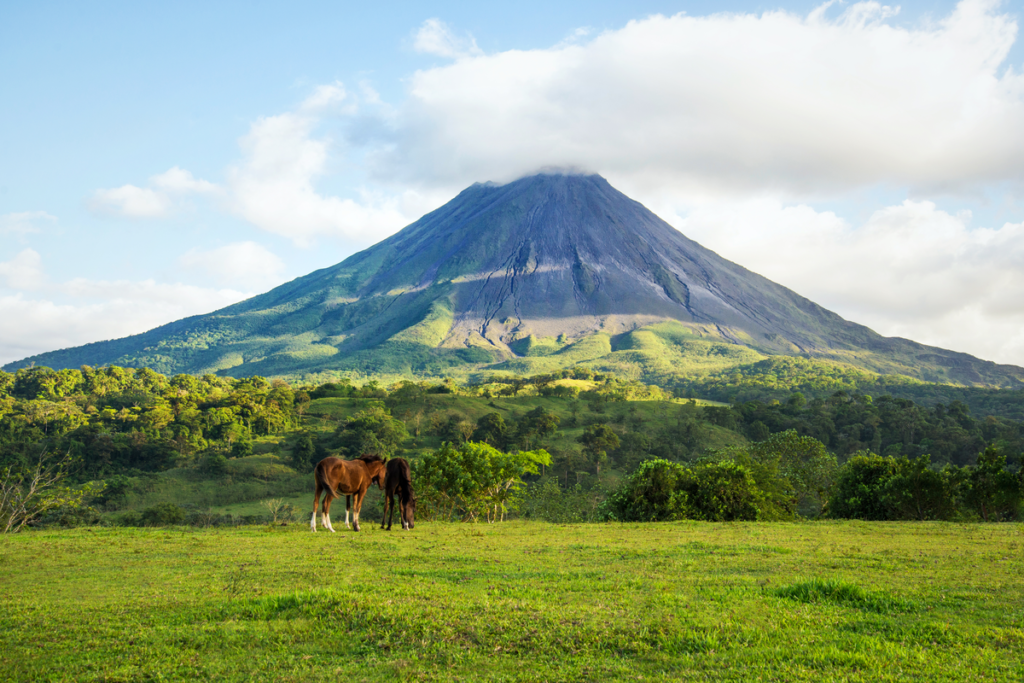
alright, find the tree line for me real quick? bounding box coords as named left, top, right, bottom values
left=1, top=365, right=1022, bottom=529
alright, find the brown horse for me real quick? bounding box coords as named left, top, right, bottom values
left=381, top=457, right=416, bottom=531
left=311, top=454, right=387, bottom=532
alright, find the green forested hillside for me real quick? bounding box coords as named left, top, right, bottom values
left=2, top=364, right=1022, bottom=529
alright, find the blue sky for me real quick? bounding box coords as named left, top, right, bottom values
left=3, top=0, right=1024, bottom=367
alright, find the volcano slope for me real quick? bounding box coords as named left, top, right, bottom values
left=7, top=173, right=1024, bottom=388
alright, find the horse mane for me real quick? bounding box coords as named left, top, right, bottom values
left=355, top=453, right=384, bottom=464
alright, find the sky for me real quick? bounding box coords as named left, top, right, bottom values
left=3, top=0, right=1024, bottom=368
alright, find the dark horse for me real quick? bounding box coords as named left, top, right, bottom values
left=380, top=457, right=416, bottom=531
left=311, top=454, right=387, bottom=532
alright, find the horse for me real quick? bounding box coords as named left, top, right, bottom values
left=380, top=457, right=416, bottom=531
left=311, top=454, right=387, bottom=532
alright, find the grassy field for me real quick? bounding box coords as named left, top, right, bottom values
left=1, top=522, right=1022, bottom=682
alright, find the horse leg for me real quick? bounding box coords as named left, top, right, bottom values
left=323, top=495, right=337, bottom=533
left=381, top=492, right=391, bottom=530
left=352, top=490, right=364, bottom=532
left=311, top=482, right=321, bottom=532
left=345, top=495, right=351, bottom=529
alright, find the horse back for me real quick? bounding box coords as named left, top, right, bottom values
left=316, top=456, right=380, bottom=496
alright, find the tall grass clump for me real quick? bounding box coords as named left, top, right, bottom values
left=773, top=578, right=916, bottom=614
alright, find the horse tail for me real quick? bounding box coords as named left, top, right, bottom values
left=314, top=460, right=339, bottom=499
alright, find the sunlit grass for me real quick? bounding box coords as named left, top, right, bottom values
left=1, top=521, right=1022, bottom=681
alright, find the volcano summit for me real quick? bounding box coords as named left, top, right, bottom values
left=7, top=173, right=1023, bottom=387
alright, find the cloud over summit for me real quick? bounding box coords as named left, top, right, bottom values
left=370, top=0, right=1024, bottom=197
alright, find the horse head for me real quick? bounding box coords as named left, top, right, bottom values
left=368, top=455, right=387, bottom=490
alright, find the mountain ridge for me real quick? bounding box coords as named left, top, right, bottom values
left=7, top=172, right=1024, bottom=388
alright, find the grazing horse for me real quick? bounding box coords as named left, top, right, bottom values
left=381, top=457, right=416, bottom=531
left=311, top=454, right=386, bottom=532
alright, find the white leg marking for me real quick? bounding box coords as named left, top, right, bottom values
left=345, top=508, right=350, bottom=528
left=310, top=512, right=317, bottom=532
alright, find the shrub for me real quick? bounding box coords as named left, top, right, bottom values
left=825, top=451, right=1015, bottom=521
left=827, top=452, right=901, bottom=520
left=966, top=445, right=1022, bottom=521
left=416, top=442, right=550, bottom=522
left=140, top=502, right=186, bottom=526
left=605, top=457, right=777, bottom=522
left=604, top=459, right=692, bottom=522
left=685, top=460, right=763, bottom=522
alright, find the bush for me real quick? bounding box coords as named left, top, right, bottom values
left=416, top=442, right=550, bottom=522
left=202, top=453, right=228, bottom=476
left=604, top=459, right=692, bottom=522
left=966, top=446, right=1022, bottom=521
left=825, top=450, right=1019, bottom=521
left=114, top=510, right=142, bottom=526
left=605, top=457, right=778, bottom=522
left=140, top=502, right=186, bottom=526
left=686, top=460, right=764, bottom=522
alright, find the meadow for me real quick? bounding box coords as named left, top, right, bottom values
left=1, top=521, right=1022, bottom=682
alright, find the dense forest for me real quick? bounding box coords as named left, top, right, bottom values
left=1, top=365, right=1021, bottom=529
left=671, top=356, right=1024, bottom=420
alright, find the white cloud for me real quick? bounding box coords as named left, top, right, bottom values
left=151, top=166, right=220, bottom=194
left=299, top=81, right=351, bottom=113
left=674, top=197, right=1024, bottom=365
left=224, top=86, right=428, bottom=246
left=0, top=250, right=250, bottom=366
left=413, top=18, right=483, bottom=59
left=0, top=211, right=56, bottom=237
left=365, top=0, right=1024, bottom=197
left=178, top=241, right=286, bottom=289
left=90, top=167, right=220, bottom=218
left=89, top=184, right=171, bottom=218
left=0, top=249, right=46, bottom=290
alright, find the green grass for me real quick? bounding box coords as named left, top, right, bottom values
left=1, top=521, right=1022, bottom=681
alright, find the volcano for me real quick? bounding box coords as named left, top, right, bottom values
left=7, top=173, right=1024, bottom=387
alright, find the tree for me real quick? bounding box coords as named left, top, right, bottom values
left=880, top=455, right=952, bottom=521
left=291, top=433, right=317, bottom=470
left=966, top=445, right=1021, bottom=521
left=684, top=460, right=764, bottom=521
left=334, top=405, right=409, bottom=458
left=577, top=423, right=619, bottom=476
left=514, top=406, right=560, bottom=450
left=604, top=457, right=771, bottom=522
left=0, top=451, right=99, bottom=533
left=604, top=458, right=692, bottom=522
left=417, top=442, right=550, bottom=522
left=748, top=430, right=837, bottom=517
left=827, top=452, right=899, bottom=520
left=472, top=412, right=509, bottom=448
